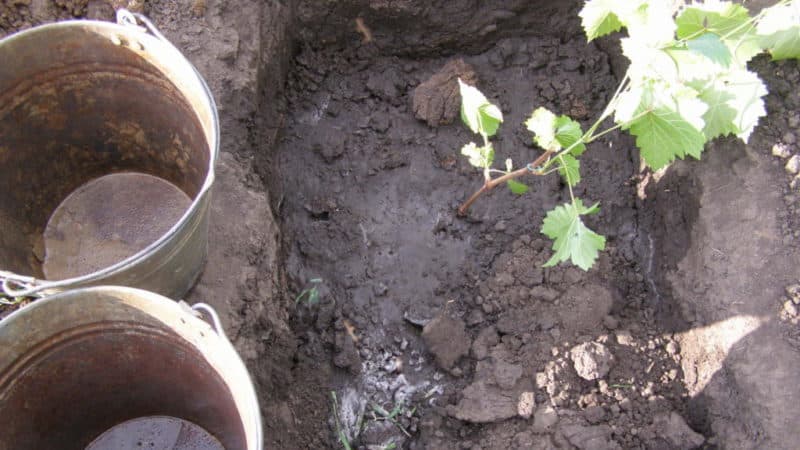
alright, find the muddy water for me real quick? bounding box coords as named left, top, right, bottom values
left=42, top=173, right=191, bottom=280
left=86, top=416, right=224, bottom=450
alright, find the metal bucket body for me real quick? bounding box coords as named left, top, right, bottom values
left=0, top=286, right=261, bottom=450
left=0, top=17, right=218, bottom=299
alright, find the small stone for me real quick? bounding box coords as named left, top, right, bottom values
left=784, top=300, right=798, bottom=317
left=789, top=114, right=800, bottom=128
left=518, top=392, right=535, bottom=419
left=570, top=342, right=615, bottom=381
left=665, top=341, right=679, bottom=355
left=784, top=132, right=797, bottom=145
left=785, top=155, right=800, bottom=174
left=602, top=315, right=619, bottom=330
left=616, top=330, right=635, bottom=346
left=773, top=143, right=793, bottom=158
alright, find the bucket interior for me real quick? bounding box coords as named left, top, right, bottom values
left=0, top=23, right=212, bottom=279
left=0, top=288, right=250, bottom=450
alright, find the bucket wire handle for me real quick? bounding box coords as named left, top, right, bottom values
left=191, top=303, right=229, bottom=341
left=116, top=8, right=220, bottom=170
left=0, top=270, right=53, bottom=300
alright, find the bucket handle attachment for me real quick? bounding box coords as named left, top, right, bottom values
left=0, top=270, right=52, bottom=300
left=190, top=302, right=229, bottom=341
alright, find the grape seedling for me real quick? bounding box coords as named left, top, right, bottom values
left=457, top=0, right=800, bottom=270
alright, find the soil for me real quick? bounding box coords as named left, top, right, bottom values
left=2, top=1, right=800, bottom=450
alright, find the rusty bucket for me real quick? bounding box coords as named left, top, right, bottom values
left=0, top=11, right=218, bottom=299
left=0, top=286, right=262, bottom=449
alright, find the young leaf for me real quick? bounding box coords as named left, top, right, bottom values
left=541, top=199, right=606, bottom=271
left=724, top=69, right=767, bottom=142
left=507, top=179, right=529, bottom=195
left=627, top=107, right=706, bottom=170
left=459, top=79, right=501, bottom=135
left=676, top=3, right=751, bottom=40
left=757, top=1, right=800, bottom=60
left=691, top=80, right=738, bottom=140
left=478, top=103, right=504, bottom=137
left=526, top=107, right=560, bottom=151
left=554, top=115, right=586, bottom=156
left=624, top=0, right=677, bottom=47
left=686, top=33, right=732, bottom=67
left=579, top=0, right=626, bottom=41
left=461, top=142, right=495, bottom=169
left=557, top=154, right=581, bottom=187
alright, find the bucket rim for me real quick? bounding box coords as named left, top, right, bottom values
left=0, top=18, right=220, bottom=296
left=0, top=285, right=262, bottom=450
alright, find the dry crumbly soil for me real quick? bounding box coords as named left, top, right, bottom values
left=2, top=1, right=800, bottom=449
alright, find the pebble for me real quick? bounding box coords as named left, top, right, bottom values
left=784, top=300, right=798, bottom=317
left=518, top=392, right=535, bottom=419
left=570, top=342, right=615, bottom=381
left=665, top=341, right=679, bottom=355
left=616, top=330, right=635, bottom=346
left=772, top=143, right=792, bottom=158
left=785, top=155, right=800, bottom=174
left=784, top=132, right=797, bottom=145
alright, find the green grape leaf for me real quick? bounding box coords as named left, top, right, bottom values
left=628, top=107, right=706, bottom=170
left=676, top=3, right=751, bottom=39
left=757, top=1, right=800, bottom=60
left=557, top=154, right=581, bottom=187
left=478, top=103, right=504, bottom=137
left=554, top=116, right=586, bottom=156
left=461, top=142, right=494, bottom=169
left=686, top=33, right=732, bottom=67
left=724, top=69, right=767, bottom=142
left=625, top=1, right=677, bottom=47
left=459, top=79, right=503, bottom=135
left=691, top=81, right=738, bottom=140
left=526, top=107, right=560, bottom=151
left=579, top=0, right=626, bottom=41
left=541, top=199, right=606, bottom=271
left=507, top=179, right=529, bottom=195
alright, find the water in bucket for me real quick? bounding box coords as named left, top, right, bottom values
left=41, top=172, right=192, bottom=280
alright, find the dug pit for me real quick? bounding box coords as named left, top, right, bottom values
left=2, top=1, right=799, bottom=449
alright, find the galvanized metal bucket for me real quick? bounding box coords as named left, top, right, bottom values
left=0, top=286, right=262, bottom=450
left=0, top=11, right=218, bottom=299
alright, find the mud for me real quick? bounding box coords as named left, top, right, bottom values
left=1, top=1, right=799, bottom=449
